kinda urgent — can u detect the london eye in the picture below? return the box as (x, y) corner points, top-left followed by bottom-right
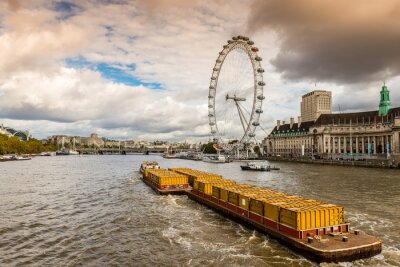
(208, 35), (265, 152)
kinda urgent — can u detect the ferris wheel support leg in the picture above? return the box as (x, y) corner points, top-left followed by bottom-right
(235, 101), (248, 133)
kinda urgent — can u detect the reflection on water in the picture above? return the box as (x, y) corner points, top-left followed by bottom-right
(0, 155), (399, 266)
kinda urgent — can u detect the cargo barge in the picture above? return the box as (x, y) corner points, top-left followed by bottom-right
(187, 190), (381, 263)
(139, 164), (382, 262)
(141, 166), (191, 195)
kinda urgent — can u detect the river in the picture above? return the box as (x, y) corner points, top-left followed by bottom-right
(0, 155), (399, 266)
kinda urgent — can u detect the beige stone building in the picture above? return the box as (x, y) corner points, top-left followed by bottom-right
(47, 133), (105, 147)
(263, 86), (400, 160)
(300, 90), (332, 122)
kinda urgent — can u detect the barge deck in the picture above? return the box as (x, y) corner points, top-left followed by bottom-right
(187, 190), (382, 263)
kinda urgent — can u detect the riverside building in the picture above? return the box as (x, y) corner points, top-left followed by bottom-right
(263, 85), (400, 160)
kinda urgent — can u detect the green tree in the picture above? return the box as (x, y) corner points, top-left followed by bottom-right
(253, 145), (262, 158)
(0, 134), (57, 155)
(201, 143), (217, 154)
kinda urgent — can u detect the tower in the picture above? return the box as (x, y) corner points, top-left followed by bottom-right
(300, 90), (332, 122)
(378, 83), (392, 116)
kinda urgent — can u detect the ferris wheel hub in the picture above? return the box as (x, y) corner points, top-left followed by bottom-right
(225, 94), (246, 101)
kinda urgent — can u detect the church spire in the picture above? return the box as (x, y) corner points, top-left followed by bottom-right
(378, 83), (392, 116)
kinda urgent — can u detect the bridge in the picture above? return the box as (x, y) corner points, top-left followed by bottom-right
(77, 147), (195, 155)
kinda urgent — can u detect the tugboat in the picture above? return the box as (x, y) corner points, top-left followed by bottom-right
(139, 161), (160, 177)
(240, 162), (270, 171)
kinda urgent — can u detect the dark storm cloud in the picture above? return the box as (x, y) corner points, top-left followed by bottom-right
(7, 0), (20, 12)
(247, 0), (400, 84)
(0, 105), (76, 123)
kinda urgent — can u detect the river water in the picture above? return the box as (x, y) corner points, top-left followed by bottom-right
(0, 155), (399, 266)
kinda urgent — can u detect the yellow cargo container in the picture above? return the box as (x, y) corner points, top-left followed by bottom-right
(195, 180), (236, 195)
(146, 169), (188, 187)
(238, 193), (260, 210)
(219, 187), (231, 201)
(171, 169), (222, 187)
(260, 195), (304, 204)
(249, 198), (264, 215)
(212, 186), (220, 198)
(279, 204), (345, 230)
(263, 200), (320, 222)
(228, 191), (239, 205)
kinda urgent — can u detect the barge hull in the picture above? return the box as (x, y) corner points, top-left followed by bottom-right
(141, 177), (190, 195)
(187, 191), (381, 263)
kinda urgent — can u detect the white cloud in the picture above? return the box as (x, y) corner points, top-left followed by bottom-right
(0, 0), (398, 142)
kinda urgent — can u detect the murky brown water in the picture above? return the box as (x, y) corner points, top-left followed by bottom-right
(0, 155), (399, 266)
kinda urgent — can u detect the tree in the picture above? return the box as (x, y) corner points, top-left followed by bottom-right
(0, 134), (57, 155)
(201, 143), (217, 154)
(253, 145), (262, 158)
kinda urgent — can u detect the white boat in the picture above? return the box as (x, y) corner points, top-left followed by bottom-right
(56, 148), (79, 155)
(40, 151), (56, 156)
(56, 136), (79, 155)
(202, 154), (227, 163)
(162, 153), (176, 159)
(16, 155), (32, 161)
(68, 150), (79, 155)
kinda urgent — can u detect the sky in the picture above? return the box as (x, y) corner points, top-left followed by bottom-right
(0, 0), (399, 141)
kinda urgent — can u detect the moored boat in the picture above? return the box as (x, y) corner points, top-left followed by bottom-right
(56, 148), (79, 155)
(0, 155), (17, 162)
(162, 153), (176, 159)
(240, 162), (270, 171)
(16, 155), (32, 160)
(202, 154), (227, 163)
(40, 151), (56, 156)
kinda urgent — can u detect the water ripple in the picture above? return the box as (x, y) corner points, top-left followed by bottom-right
(0, 155), (398, 266)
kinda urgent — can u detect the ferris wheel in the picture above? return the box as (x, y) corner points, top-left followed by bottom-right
(208, 35), (265, 150)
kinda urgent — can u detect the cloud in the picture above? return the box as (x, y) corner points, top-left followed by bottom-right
(1, 0), (396, 142)
(0, 8), (93, 76)
(7, 0), (20, 12)
(247, 0), (400, 84)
